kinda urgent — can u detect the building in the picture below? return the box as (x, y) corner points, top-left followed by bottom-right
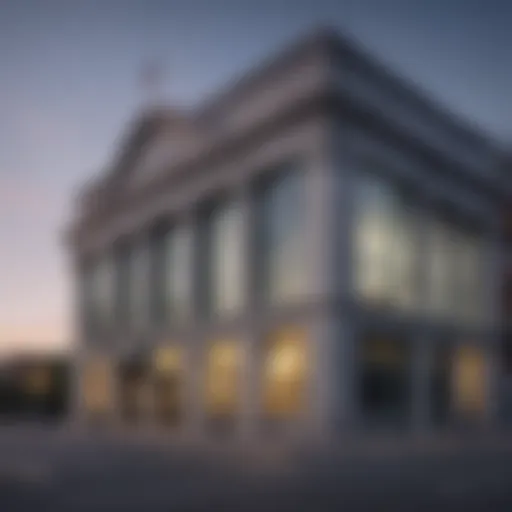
(67, 27), (507, 443)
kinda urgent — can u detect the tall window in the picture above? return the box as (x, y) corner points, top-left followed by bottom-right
(259, 169), (307, 304)
(360, 336), (410, 424)
(95, 255), (115, 329)
(150, 230), (167, 325)
(82, 255), (114, 335)
(129, 242), (150, 330)
(354, 173), (419, 310)
(114, 244), (131, 328)
(80, 264), (95, 336)
(165, 225), (193, 320)
(262, 327), (308, 417)
(205, 340), (241, 418)
(207, 200), (245, 316)
(82, 356), (114, 419)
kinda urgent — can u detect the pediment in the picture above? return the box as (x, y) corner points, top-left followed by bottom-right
(106, 107), (199, 192)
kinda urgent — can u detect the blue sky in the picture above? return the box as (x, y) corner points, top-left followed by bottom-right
(1, 0), (511, 354)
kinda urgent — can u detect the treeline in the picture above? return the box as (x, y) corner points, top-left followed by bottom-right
(0, 360), (69, 420)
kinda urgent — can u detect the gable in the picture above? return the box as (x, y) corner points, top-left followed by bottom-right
(107, 108), (200, 192)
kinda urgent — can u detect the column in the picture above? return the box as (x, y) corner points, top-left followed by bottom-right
(305, 126), (358, 438)
(182, 211), (205, 441)
(129, 232), (152, 337)
(238, 187), (259, 440)
(310, 316), (357, 438)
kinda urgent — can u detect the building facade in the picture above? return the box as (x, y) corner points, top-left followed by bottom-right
(68, 28), (507, 443)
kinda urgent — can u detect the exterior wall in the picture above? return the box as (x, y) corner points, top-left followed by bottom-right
(69, 29), (506, 442)
(73, 113), (339, 442)
(333, 110), (503, 432)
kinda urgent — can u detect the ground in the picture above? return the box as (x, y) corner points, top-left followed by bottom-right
(1, 426), (512, 511)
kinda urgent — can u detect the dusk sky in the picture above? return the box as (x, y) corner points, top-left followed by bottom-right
(1, 0), (511, 355)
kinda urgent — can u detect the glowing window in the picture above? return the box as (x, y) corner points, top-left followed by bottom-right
(205, 340), (241, 416)
(263, 327), (308, 417)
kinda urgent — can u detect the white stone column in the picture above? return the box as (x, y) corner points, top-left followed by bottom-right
(130, 232), (152, 337)
(238, 188), (260, 440)
(182, 212), (205, 442)
(305, 125), (358, 439)
(309, 317), (357, 439)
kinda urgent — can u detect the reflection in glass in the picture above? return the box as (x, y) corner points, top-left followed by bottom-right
(354, 174), (418, 310)
(260, 170), (307, 304)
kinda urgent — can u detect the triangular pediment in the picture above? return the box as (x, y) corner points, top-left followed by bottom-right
(105, 107), (199, 192)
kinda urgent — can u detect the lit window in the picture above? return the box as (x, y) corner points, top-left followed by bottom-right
(153, 346), (183, 426)
(452, 345), (487, 416)
(263, 327), (308, 417)
(354, 174), (419, 310)
(82, 356), (113, 415)
(205, 340), (241, 417)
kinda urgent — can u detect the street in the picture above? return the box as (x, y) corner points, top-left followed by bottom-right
(1, 427), (512, 511)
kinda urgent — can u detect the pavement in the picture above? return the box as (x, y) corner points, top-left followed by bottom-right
(1, 425), (512, 511)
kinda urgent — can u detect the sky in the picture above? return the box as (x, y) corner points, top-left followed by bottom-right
(1, 0), (511, 355)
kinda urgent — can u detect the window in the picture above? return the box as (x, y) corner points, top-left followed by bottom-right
(205, 340), (241, 418)
(262, 327), (308, 417)
(95, 255), (115, 329)
(360, 336), (410, 424)
(149, 230), (167, 324)
(114, 244), (131, 327)
(259, 169), (307, 304)
(354, 173), (419, 310)
(129, 243), (150, 330)
(82, 255), (114, 334)
(152, 346), (183, 426)
(82, 356), (114, 418)
(80, 264), (95, 335)
(163, 226), (193, 321)
(452, 345), (488, 417)
(425, 221), (486, 324)
(207, 201), (245, 316)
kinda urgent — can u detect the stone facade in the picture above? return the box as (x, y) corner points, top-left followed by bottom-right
(67, 27), (507, 443)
